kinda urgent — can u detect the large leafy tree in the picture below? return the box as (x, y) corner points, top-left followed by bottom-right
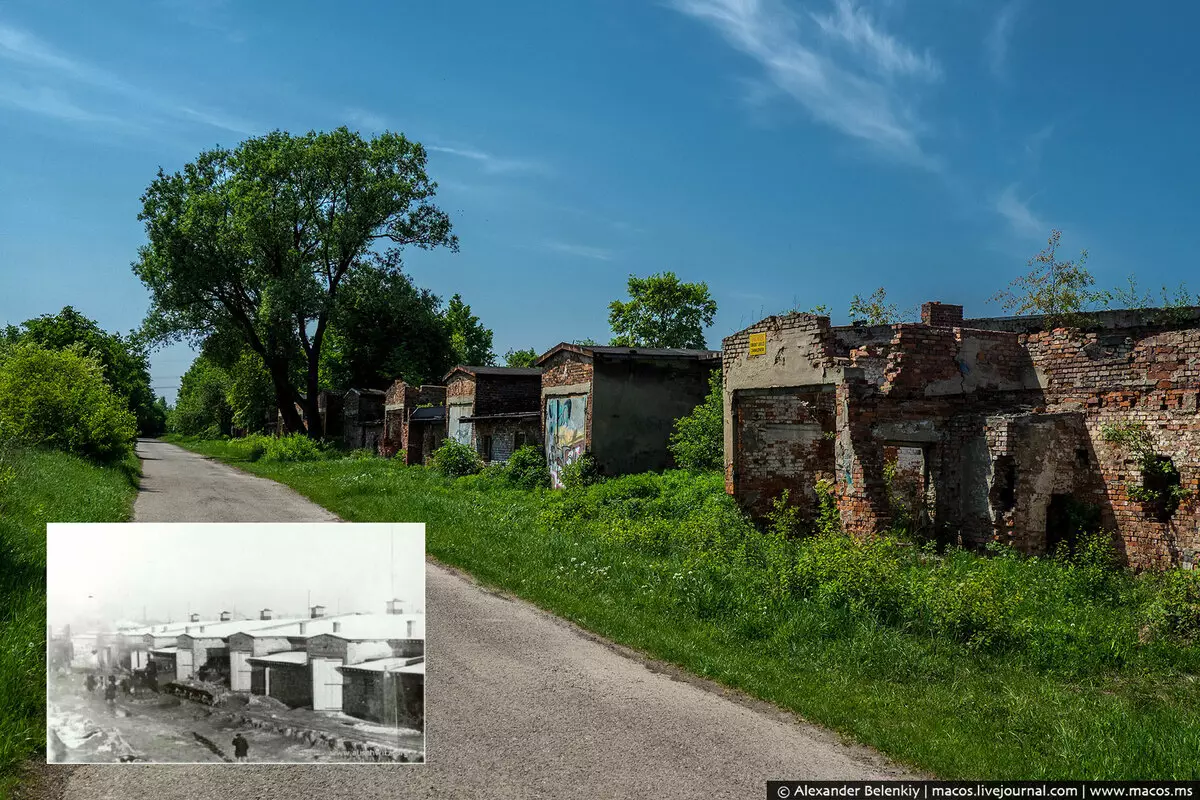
(444, 293), (495, 367)
(3, 306), (162, 435)
(608, 271), (717, 350)
(133, 127), (458, 437)
(321, 262), (454, 389)
(169, 355), (232, 437)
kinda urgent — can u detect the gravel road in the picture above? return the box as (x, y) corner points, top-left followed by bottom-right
(34, 438), (908, 799)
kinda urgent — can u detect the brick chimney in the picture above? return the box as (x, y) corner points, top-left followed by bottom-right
(298, 622), (307, 635)
(332, 621), (342, 633)
(407, 620), (414, 638)
(386, 599), (406, 615)
(310, 605), (326, 619)
(260, 609), (273, 620)
(219, 611), (231, 622)
(921, 302), (964, 327)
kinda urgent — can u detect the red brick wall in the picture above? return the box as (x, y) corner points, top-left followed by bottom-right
(1025, 327), (1200, 568)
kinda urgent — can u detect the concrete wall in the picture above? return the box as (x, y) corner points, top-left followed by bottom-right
(446, 374), (476, 447)
(590, 353), (719, 476)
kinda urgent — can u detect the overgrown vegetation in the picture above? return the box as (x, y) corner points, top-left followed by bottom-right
(170, 437), (1200, 778)
(0, 341), (138, 462)
(0, 446), (138, 791)
(668, 369), (723, 472)
(1101, 421), (1192, 520)
(428, 439), (483, 478)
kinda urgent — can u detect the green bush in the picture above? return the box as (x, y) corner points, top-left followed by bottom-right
(225, 433), (271, 462)
(429, 439), (482, 478)
(0, 342), (137, 462)
(561, 452), (601, 490)
(262, 433), (328, 463)
(1143, 569), (1200, 643)
(506, 445), (550, 490)
(668, 368), (723, 472)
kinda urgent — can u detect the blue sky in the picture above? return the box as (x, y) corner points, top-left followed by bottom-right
(2, 0), (1198, 403)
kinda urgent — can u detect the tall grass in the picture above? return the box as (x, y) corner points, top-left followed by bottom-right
(171, 436), (1200, 779)
(0, 446), (138, 792)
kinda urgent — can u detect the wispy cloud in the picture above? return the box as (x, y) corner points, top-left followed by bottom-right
(426, 144), (550, 176)
(995, 183), (1044, 238)
(810, 0), (942, 81)
(0, 21), (257, 135)
(670, 0), (941, 168)
(540, 240), (614, 261)
(985, 1), (1020, 79)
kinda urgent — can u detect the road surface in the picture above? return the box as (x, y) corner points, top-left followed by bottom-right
(39, 438), (908, 799)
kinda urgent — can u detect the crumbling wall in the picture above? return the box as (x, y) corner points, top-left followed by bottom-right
(1027, 326), (1200, 568)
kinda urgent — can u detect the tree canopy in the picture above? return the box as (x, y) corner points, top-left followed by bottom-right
(320, 263), (454, 389)
(503, 347), (540, 367)
(3, 306), (164, 436)
(608, 271), (717, 350)
(133, 127), (458, 437)
(444, 293), (495, 366)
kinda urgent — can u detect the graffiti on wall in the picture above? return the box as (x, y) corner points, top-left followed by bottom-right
(545, 394), (588, 489)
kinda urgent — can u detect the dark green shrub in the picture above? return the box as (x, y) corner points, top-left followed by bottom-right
(429, 439), (482, 478)
(0, 342), (137, 462)
(506, 445), (550, 489)
(560, 452), (601, 490)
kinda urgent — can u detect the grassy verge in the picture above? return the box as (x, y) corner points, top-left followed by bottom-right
(167, 434), (1200, 779)
(0, 447), (139, 794)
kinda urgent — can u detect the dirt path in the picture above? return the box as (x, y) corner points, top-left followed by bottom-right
(47, 438), (908, 799)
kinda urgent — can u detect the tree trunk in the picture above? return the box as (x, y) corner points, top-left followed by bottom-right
(264, 355), (304, 435)
(302, 352), (324, 440)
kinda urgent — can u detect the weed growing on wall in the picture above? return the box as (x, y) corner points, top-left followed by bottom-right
(1101, 421), (1191, 519)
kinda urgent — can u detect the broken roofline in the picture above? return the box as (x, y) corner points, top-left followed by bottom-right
(724, 304), (1200, 340)
(535, 342), (722, 366)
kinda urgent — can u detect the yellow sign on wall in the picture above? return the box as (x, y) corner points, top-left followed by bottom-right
(748, 332), (767, 357)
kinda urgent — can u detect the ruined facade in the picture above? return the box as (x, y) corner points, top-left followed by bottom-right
(343, 388), (386, 452)
(538, 344), (722, 488)
(443, 366), (543, 464)
(723, 303), (1200, 569)
(381, 381), (447, 464)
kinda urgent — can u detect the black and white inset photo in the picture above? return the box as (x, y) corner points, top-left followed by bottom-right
(46, 523), (426, 765)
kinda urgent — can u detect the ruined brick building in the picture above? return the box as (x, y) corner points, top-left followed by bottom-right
(444, 366), (543, 464)
(382, 380), (448, 464)
(538, 344), (722, 488)
(723, 302), (1200, 569)
(343, 388), (386, 451)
